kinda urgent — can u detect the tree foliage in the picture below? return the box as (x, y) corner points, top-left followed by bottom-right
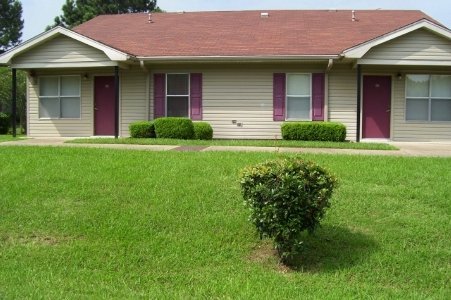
(240, 158), (337, 263)
(0, 0), (23, 54)
(48, 0), (160, 29)
(0, 67), (27, 132)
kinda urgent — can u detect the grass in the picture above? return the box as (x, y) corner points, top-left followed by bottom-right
(0, 134), (25, 143)
(67, 137), (398, 150)
(0, 147), (449, 299)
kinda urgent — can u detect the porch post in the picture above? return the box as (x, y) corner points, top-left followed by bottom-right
(356, 64), (361, 142)
(114, 66), (119, 138)
(11, 68), (17, 137)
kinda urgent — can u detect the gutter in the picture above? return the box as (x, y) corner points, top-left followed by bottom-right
(136, 55), (340, 62)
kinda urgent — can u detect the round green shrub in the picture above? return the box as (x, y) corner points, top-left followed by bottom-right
(240, 158), (337, 263)
(129, 121), (155, 138)
(154, 117), (194, 139)
(193, 122), (213, 140)
(0, 112), (11, 134)
(281, 122), (347, 142)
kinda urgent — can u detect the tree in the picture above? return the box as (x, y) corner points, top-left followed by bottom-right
(0, 0), (24, 54)
(48, 0), (160, 29)
(0, 0), (25, 131)
(0, 68), (27, 132)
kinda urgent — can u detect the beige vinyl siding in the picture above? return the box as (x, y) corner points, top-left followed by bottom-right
(328, 65), (357, 141)
(13, 35), (110, 65)
(360, 66), (451, 142)
(27, 67), (149, 137)
(328, 64), (451, 142)
(203, 70), (279, 139)
(392, 73), (451, 142)
(363, 29), (451, 62)
(150, 64), (327, 139)
(28, 72), (93, 137)
(120, 67), (149, 136)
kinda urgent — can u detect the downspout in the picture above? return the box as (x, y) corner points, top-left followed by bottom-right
(356, 64), (362, 142)
(139, 60), (148, 72)
(324, 59), (334, 122)
(139, 60), (151, 121)
(11, 68), (17, 137)
(114, 66), (119, 138)
(326, 58), (334, 72)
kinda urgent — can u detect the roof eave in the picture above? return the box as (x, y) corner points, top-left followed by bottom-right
(137, 55), (340, 63)
(0, 26), (131, 65)
(342, 19), (451, 59)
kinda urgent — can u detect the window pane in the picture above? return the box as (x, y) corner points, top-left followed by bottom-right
(431, 99), (451, 121)
(406, 75), (429, 97)
(61, 97), (80, 118)
(167, 96), (189, 117)
(287, 96), (310, 120)
(61, 76), (80, 96)
(287, 74), (310, 95)
(167, 74), (189, 95)
(431, 75), (451, 98)
(39, 98), (60, 118)
(406, 98), (428, 121)
(40, 77), (58, 96)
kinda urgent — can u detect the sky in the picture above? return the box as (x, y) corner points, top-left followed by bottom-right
(21, 0), (451, 42)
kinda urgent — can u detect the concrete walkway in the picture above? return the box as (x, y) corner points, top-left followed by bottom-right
(1, 138), (451, 157)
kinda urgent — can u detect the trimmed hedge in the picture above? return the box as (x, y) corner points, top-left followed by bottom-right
(193, 122), (213, 140)
(154, 117), (194, 139)
(0, 112), (11, 134)
(129, 121), (155, 138)
(281, 122), (346, 142)
(240, 158), (337, 263)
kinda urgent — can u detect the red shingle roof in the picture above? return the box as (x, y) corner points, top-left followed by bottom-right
(73, 10), (438, 57)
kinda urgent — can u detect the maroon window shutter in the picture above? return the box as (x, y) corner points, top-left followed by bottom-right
(153, 73), (165, 119)
(190, 73), (202, 120)
(312, 73), (325, 121)
(273, 73), (286, 121)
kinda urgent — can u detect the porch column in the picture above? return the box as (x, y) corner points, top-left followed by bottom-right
(114, 66), (119, 138)
(11, 68), (17, 137)
(356, 64), (361, 142)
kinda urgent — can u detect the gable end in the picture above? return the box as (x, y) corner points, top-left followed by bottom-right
(12, 35), (113, 68)
(0, 26), (130, 67)
(360, 28), (451, 65)
(343, 20), (451, 61)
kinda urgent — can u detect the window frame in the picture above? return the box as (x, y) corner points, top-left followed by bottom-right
(405, 74), (451, 123)
(38, 75), (82, 120)
(165, 73), (190, 118)
(285, 73), (312, 121)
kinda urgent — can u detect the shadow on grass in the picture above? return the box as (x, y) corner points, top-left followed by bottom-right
(251, 225), (378, 273)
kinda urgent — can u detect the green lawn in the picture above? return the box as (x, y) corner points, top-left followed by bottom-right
(67, 137), (398, 150)
(0, 134), (25, 143)
(0, 147), (449, 299)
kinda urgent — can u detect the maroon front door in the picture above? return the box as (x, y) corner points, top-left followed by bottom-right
(94, 76), (115, 135)
(362, 75), (391, 139)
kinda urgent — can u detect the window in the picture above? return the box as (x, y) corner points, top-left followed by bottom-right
(39, 76), (81, 119)
(166, 74), (189, 117)
(406, 74), (451, 122)
(286, 74), (311, 120)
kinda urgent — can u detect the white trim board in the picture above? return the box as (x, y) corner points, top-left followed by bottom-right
(357, 59), (451, 66)
(11, 61), (123, 69)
